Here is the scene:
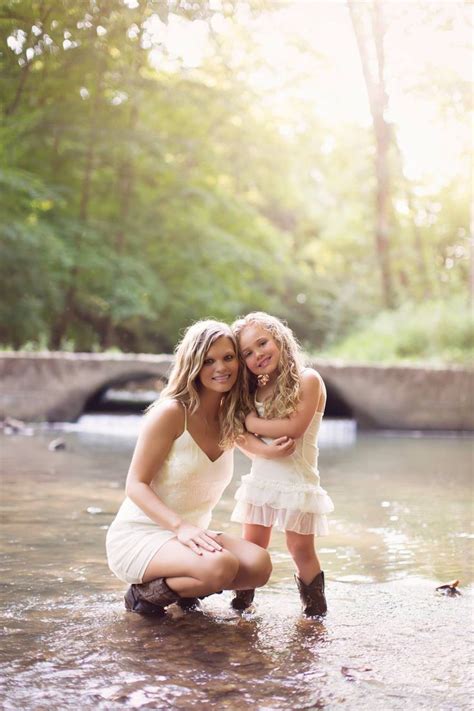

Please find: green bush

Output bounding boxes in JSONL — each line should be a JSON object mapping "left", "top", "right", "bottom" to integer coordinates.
{"left": 320, "top": 298, "right": 473, "bottom": 365}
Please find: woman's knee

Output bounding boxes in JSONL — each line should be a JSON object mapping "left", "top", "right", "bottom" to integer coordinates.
{"left": 257, "top": 550, "right": 273, "bottom": 587}
{"left": 249, "top": 548, "right": 273, "bottom": 587}
{"left": 205, "top": 550, "right": 240, "bottom": 589}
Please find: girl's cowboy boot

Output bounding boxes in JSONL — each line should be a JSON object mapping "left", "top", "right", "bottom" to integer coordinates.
{"left": 295, "top": 571, "right": 327, "bottom": 617}
{"left": 231, "top": 589, "right": 255, "bottom": 611}
{"left": 124, "top": 577, "right": 179, "bottom": 616}
{"left": 177, "top": 597, "right": 201, "bottom": 611}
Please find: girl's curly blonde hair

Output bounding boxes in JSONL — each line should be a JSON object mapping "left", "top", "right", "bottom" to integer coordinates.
{"left": 232, "top": 312, "right": 304, "bottom": 419}
{"left": 150, "top": 320, "right": 243, "bottom": 449}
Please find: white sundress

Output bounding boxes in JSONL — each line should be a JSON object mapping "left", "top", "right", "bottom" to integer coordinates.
{"left": 231, "top": 400, "right": 334, "bottom": 535}
{"left": 106, "top": 405, "right": 234, "bottom": 584}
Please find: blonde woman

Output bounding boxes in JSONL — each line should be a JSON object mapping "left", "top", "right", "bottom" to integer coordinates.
{"left": 230, "top": 312, "right": 334, "bottom": 617}
{"left": 106, "top": 320, "right": 294, "bottom": 615}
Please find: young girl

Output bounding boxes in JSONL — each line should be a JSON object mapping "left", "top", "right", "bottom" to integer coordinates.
{"left": 106, "top": 320, "right": 290, "bottom": 616}
{"left": 231, "top": 312, "right": 334, "bottom": 616}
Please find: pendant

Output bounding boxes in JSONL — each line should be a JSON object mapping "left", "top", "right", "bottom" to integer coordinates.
{"left": 257, "top": 373, "right": 270, "bottom": 386}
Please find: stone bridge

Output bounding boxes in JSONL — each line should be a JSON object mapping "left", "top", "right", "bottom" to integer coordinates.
{"left": 0, "top": 352, "right": 472, "bottom": 430}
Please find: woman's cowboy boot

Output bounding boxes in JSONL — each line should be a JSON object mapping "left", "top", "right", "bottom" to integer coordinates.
{"left": 124, "top": 577, "right": 179, "bottom": 616}
{"left": 231, "top": 589, "right": 255, "bottom": 611}
{"left": 295, "top": 571, "right": 327, "bottom": 617}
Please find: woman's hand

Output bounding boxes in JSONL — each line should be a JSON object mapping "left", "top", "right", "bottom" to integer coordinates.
{"left": 262, "top": 436, "right": 296, "bottom": 459}
{"left": 176, "top": 522, "right": 223, "bottom": 556}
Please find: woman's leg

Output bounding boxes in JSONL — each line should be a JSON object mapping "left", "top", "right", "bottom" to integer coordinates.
{"left": 142, "top": 532, "right": 272, "bottom": 597}
{"left": 285, "top": 530, "right": 321, "bottom": 584}
{"left": 217, "top": 533, "right": 272, "bottom": 589}
{"left": 143, "top": 539, "right": 239, "bottom": 597}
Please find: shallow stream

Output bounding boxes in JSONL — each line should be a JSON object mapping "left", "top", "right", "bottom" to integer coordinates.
{"left": 1, "top": 417, "right": 472, "bottom": 709}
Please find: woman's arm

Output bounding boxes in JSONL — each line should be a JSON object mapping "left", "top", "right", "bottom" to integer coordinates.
{"left": 125, "top": 399, "right": 185, "bottom": 531}
{"left": 245, "top": 370, "right": 326, "bottom": 440}
{"left": 236, "top": 431, "right": 296, "bottom": 460}
{"left": 125, "top": 400, "right": 222, "bottom": 555}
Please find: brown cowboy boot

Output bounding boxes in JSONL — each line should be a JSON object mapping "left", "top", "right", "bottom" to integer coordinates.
{"left": 295, "top": 571, "right": 327, "bottom": 617}
{"left": 177, "top": 597, "right": 202, "bottom": 611}
{"left": 124, "top": 577, "right": 179, "bottom": 616}
{"left": 231, "top": 589, "right": 255, "bottom": 611}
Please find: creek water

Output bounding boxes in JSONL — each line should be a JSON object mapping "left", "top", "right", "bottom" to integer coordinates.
{"left": 1, "top": 416, "right": 473, "bottom": 710}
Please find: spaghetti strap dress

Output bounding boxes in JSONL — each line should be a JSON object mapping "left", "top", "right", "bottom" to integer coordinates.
{"left": 231, "top": 401, "right": 334, "bottom": 536}
{"left": 106, "top": 404, "right": 234, "bottom": 584}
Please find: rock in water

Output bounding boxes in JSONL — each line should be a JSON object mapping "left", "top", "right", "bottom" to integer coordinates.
{"left": 2, "top": 417, "right": 26, "bottom": 434}
{"left": 435, "top": 579, "right": 461, "bottom": 597}
{"left": 48, "top": 438, "right": 66, "bottom": 451}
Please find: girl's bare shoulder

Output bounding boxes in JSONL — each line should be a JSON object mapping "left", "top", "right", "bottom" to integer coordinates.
{"left": 301, "top": 367, "right": 325, "bottom": 388}
{"left": 300, "top": 368, "right": 327, "bottom": 404}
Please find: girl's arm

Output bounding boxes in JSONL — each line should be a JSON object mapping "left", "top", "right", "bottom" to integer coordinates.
{"left": 245, "top": 369, "right": 326, "bottom": 440}
{"left": 125, "top": 400, "right": 221, "bottom": 554}
{"left": 236, "top": 431, "right": 296, "bottom": 460}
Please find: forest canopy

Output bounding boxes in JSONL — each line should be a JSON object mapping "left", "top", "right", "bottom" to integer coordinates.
{"left": 1, "top": 0, "right": 471, "bottom": 362}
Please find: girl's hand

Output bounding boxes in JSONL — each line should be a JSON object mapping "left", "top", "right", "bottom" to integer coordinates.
{"left": 176, "top": 522, "right": 223, "bottom": 556}
{"left": 263, "top": 436, "right": 296, "bottom": 459}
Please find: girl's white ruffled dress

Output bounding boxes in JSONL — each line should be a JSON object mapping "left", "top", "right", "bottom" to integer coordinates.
{"left": 232, "top": 401, "right": 334, "bottom": 535}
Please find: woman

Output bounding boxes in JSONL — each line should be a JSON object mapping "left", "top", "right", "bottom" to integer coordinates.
{"left": 106, "top": 320, "right": 295, "bottom": 614}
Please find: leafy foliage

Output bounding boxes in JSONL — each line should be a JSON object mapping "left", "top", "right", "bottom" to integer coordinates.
{"left": 0, "top": 0, "right": 470, "bottom": 360}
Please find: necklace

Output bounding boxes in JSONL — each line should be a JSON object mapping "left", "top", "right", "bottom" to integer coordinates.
{"left": 257, "top": 373, "right": 270, "bottom": 386}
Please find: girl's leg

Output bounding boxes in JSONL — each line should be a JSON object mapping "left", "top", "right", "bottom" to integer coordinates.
{"left": 285, "top": 530, "right": 321, "bottom": 585}
{"left": 285, "top": 530, "right": 327, "bottom": 616}
{"left": 230, "top": 524, "right": 273, "bottom": 611}
{"left": 242, "top": 522, "right": 272, "bottom": 549}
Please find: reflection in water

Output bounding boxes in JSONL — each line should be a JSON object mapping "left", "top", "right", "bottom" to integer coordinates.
{"left": 1, "top": 422, "right": 473, "bottom": 710}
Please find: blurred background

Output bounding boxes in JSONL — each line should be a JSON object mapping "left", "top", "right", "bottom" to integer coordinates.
{"left": 1, "top": 0, "right": 472, "bottom": 361}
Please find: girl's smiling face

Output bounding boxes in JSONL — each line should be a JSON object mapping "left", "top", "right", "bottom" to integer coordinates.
{"left": 239, "top": 324, "right": 281, "bottom": 378}
{"left": 198, "top": 336, "right": 239, "bottom": 393}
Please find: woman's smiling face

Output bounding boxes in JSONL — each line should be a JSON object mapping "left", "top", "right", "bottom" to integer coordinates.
{"left": 198, "top": 336, "right": 239, "bottom": 393}
{"left": 238, "top": 324, "right": 281, "bottom": 377}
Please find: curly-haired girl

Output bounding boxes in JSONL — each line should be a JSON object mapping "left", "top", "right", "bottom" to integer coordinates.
{"left": 231, "top": 312, "right": 334, "bottom": 616}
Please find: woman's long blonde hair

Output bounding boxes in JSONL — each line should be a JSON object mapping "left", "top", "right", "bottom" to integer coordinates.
{"left": 152, "top": 320, "right": 243, "bottom": 448}
{"left": 232, "top": 312, "right": 304, "bottom": 419}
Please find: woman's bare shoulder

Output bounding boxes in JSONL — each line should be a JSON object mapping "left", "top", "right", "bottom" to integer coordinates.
{"left": 142, "top": 398, "right": 185, "bottom": 438}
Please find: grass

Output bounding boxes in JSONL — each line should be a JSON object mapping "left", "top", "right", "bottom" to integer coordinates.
{"left": 319, "top": 298, "right": 474, "bottom": 366}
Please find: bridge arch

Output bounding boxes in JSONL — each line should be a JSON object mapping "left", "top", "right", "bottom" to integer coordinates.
{"left": 84, "top": 372, "right": 169, "bottom": 413}
{"left": 1, "top": 352, "right": 472, "bottom": 430}
{"left": 324, "top": 381, "right": 354, "bottom": 419}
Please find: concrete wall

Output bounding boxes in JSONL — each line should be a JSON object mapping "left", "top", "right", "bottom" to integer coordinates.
{"left": 0, "top": 352, "right": 173, "bottom": 422}
{"left": 0, "top": 352, "right": 472, "bottom": 431}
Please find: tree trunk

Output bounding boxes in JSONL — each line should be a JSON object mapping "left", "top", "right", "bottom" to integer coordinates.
{"left": 100, "top": 103, "right": 139, "bottom": 349}
{"left": 348, "top": 0, "right": 395, "bottom": 308}
{"left": 49, "top": 76, "right": 101, "bottom": 349}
